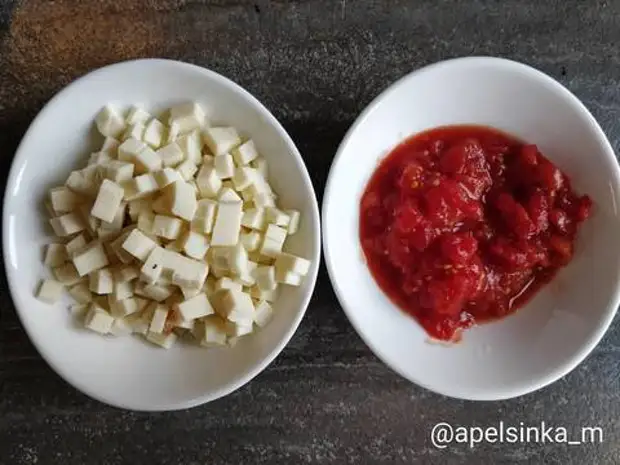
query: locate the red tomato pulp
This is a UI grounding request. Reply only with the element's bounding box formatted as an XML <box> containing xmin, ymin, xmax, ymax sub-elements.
<box><xmin>359</xmin><ymin>126</ymin><xmax>592</xmax><ymax>341</ymax></box>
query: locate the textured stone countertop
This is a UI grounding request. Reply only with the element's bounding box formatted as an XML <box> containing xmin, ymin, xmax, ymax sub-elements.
<box><xmin>1</xmin><ymin>1</ymin><xmax>619</xmax><ymax>464</ymax></box>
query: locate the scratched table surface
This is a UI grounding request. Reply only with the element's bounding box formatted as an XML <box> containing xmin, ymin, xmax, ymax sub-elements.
<box><xmin>0</xmin><ymin>1</ymin><xmax>619</xmax><ymax>464</ymax></box>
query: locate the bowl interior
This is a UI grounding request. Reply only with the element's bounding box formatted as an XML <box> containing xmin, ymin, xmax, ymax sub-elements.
<box><xmin>4</xmin><ymin>59</ymin><xmax>320</xmax><ymax>410</ymax></box>
<box><xmin>323</xmin><ymin>57</ymin><xmax>620</xmax><ymax>400</ymax></box>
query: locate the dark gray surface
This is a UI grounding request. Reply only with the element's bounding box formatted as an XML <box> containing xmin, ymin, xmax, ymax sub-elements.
<box><xmin>1</xmin><ymin>0</ymin><xmax>619</xmax><ymax>464</ymax></box>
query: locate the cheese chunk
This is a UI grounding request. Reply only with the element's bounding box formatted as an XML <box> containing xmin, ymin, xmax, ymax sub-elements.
<box><xmin>192</xmin><ymin>199</ymin><xmax>217</xmax><ymax>234</ymax></box>
<box><xmin>240</xmin><ymin>231</ymin><xmax>262</xmax><ymax>252</ymax></box>
<box><xmin>89</xmin><ymin>151</ymin><xmax>112</xmax><ymax>166</ymax></box>
<box><xmin>101</xmin><ymin>136</ymin><xmax>120</xmax><ymax>153</ymax></box>
<box><xmin>232</xmin><ymin>167</ymin><xmax>258</xmax><ymax>192</ymax></box>
<box><xmin>89</xmin><ymin>268</ymin><xmax>114</xmax><ymax>295</ymax></box>
<box><xmin>275</xmin><ymin>253</ymin><xmax>311</xmax><ymax>276</ymax></box>
<box><xmin>196</xmin><ymin>165</ymin><xmax>222</xmax><ymax>198</ymax></box>
<box><xmin>181</xmin><ymin>230</ymin><xmax>210</xmax><ymax>260</ymax></box>
<box><xmin>44</xmin><ymin>243</ymin><xmax>68</xmax><ymax>267</ymax></box>
<box><xmin>231</xmin><ymin>139</ymin><xmax>259</xmax><ymax>166</ymax></box>
<box><xmin>177</xmin><ymin>130</ymin><xmax>203</xmax><ymax>165</ymax></box>
<box><xmin>110</xmin><ymin>317</ymin><xmax>133</xmax><ymax>336</ymax></box>
<box><xmin>157</xmin><ymin>142</ymin><xmax>185</xmax><ymax>167</ymax></box>
<box><xmin>215</xmin><ymin>289</ymin><xmax>255</xmax><ymax>323</ymax></box>
<box><xmin>146</xmin><ymin>330</ymin><xmax>177</xmax><ymax>349</ymax></box>
<box><xmin>95</xmin><ymin>105</ymin><xmax>125</xmax><ymax>138</ymax></box>
<box><xmin>251</xmin><ymin>157</ymin><xmax>268</xmax><ymax>177</ymax></box>
<box><xmin>104</xmin><ymin>161</ymin><xmax>134</xmax><ymax>183</ymax></box>
<box><xmin>140</xmin><ymin>247</ymin><xmax>166</xmax><ymax>284</ymax></box>
<box><xmin>152</xmin><ymin>215</ymin><xmax>183</xmax><ymax>240</ymax></box>
<box><xmin>122</xmin><ymin>123</ymin><xmax>145</xmax><ymax>142</ymax></box>
<box><xmin>68</xmin><ymin>282</ymin><xmax>93</xmax><ymax>304</ymax></box>
<box><xmin>84</xmin><ymin>304</ymin><xmax>114</xmax><ymax>334</ymax></box>
<box><xmin>113</xmin><ymin>297</ymin><xmax>142</xmax><ymax>317</ymax></box>
<box><xmin>254</xmin><ymin>266</ymin><xmax>277</xmax><ymax>291</ymax></box>
<box><xmin>53</xmin><ymin>262</ymin><xmax>81</xmax><ymax>286</ymax></box>
<box><xmin>91</xmin><ymin>179</ymin><xmax>124</xmax><ymax>222</ymax></box>
<box><xmin>214</xmin><ymin>153</ymin><xmax>235</xmax><ymax>179</ymax></box>
<box><xmin>49</xmin><ymin>187</ymin><xmax>82</xmax><ymax>213</ymax></box>
<box><xmin>167</xmin><ymin>181</ymin><xmax>197</xmax><ymax>221</ymax></box>
<box><xmin>135</xmin><ymin>282</ymin><xmax>174</xmax><ymax>302</ymax></box>
<box><xmin>211</xmin><ymin>199</ymin><xmax>243</xmax><ymax>247</ymax></box>
<box><xmin>166</xmin><ymin>121</ymin><xmax>181</xmax><ymax>144</ymax></box>
<box><xmin>285</xmin><ymin>209</ymin><xmax>300</xmax><ymax>235</ymax></box>
<box><xmin>126</xmin><ymin>106</ymin><xmax>151</xmax><ymax>125</ymax></box>
<box><xmin>125</xmin><ymin>173</ymin><xmax>159</xmax><ymax>200</ymax></box>
<box><xmin>254</xmin><ymin>300</ymin><xmax>274</xmax><ymax>327</ymax></box>
<box><xmin>218</xmin><ymin>187</ymin><xmax>241</xmax><ymax>203</ymax></box>
<box><xmin>264</xmin><ymin>207</ymin><xmax>290</xmax><ymax>228</ymax></box>
<box><xmin>143</xmin><ymin>118</ymin><xmax>165</xmax><ymax>148</ymax></box>
<box><xmin>202</xmin><ymin>315</ymin><xmax>228</xmax><ymax>345</ymax></box>
<box><xmin>50</xmin><ymin>212</ymin><xmax>86</xmax><ymax>237</ymax></box>
<box><xmin>170</xmin><ymin>257</ymin><xmax>209</xmax><ymax>289</ymax></box>
<box><xmin>260</xmin><ymin>224</ymin><xmax>287</xmax><ymax>257</ymax></box>
<box><xmin>122</xmin><ymin>229</ymin><xmax>158</xmax><ymax>261</ymax></box>
<box><xmin>214</xmin><ymin>276</ymin><xmax>243</xmax><ymax>293</ymax></box>
<box><xmin>176</xmin><ymin>159</ymin><xmax>198</xmax><ymax>181</ymax></box>
<box><xmin>250</xmin><ymin>285</ymin><xmax>278</xmax><ymax>302</ymax></box>
<box><xmin>275</xmin><ymin>268</ymin><xmax>303</xmax><ymax>286</ymax></box>
<box><xmin>114</xmin><ymin>280</ymin><xmax>134</xmax><ymax>300</ymax></box>
<box><xmin>149</xmin><ymin>304</ymin><xmax>169</xmax><ymax>333</ymax></box>
<box><xmin>118</xmin><ymin>138</ymin><xmax>147</xmax><ymax>162</ymax></box>
<box><xmin>154</xmin><ymin>167</ymin><xmax>183</xmax><ymax>188</ymax></box>
<box><xmin>36</xmin><ymin>279</ymin><xmax>64</xmax><ymax>303</ymax></box>
<box><xmin>151</xmin><ymin>195</ymin><xmax>170</xmax><ymax>215</ymax></box>
<box><xmin>72</xmin><ymin>241</ymin><xmax>109</xmax><ymax>276</ymax></box>
<box><xmin>134</xmin><ymin>146</ymin><xmax>162</xmax><ymax>174</ymax></box>
<box><xmin>114</xmin><ymin>265</ymin><xmax>139</xmax><ymax>283</ymax></box>
<box><xmin>176</xmin><ymin>292</ymin><xmax>214</xmax><ymax>320</ymax></box>
<box><xmin>169</xmin><ymin>102</ymin><xmax>207</xmax><ymax>134</ymax></box>
<box><xmin>224</xmin><ymin>319</ymin><xmax>254</xmax><ymax>338</ymax></box>
<box><xmin>241</xmin><ymin>208</ymin><xmax>265</xmax><ymax>230</ymax></box>
<box><xmin>65</xmin><ymin>170</ymin><xmax>95</xmax><ymax>196</ymax></box>
<box><xmin>203</xmin><ymin>127</ymin><xmax>241</xmax><ymax>156</ymax></box>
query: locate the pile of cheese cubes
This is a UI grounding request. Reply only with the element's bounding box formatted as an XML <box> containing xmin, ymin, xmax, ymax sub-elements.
<box><xmin>36</xmin><ymin>102</ymin><xmax>311</xmax><ymax>349</ymax></box>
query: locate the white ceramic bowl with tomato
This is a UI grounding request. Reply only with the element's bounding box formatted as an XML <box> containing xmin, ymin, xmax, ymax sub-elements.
<box><xmin>323</xmin><ymin>56</ymin><xmax>620</xmax><ymax>400</ymax></box>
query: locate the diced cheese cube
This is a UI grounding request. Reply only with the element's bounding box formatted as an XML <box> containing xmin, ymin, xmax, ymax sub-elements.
<box><xmin>114</xmin><ymin>265</ymin><xmax>139</xmax><ymax>283</ymax></box>
<box><xmin>196</xmin><ymin>165</ymin><xmax>222</xmax><ymax>198</ymax></box>
<box><xmin>203</xmin><ymin>154</ymin><xmax>215</xmax><ymax>167</ymax></box>
<box><xmin>214</xmin><ymin>277</ymin><xmax>243</xmax><ymax>293</ymax></box>
<box><xmin>169</xmin><ymin>102</ymin><xmax>207</xmax><ymax>134</ymax></box>
<box><xmin>152</xmin><ymin>215</ymin><xmax>183</xmax><ymax>240</ymax></box>
<box><xmin>264</xmin><ymin>207</ymin><xmax>290</xmax><ymax>227</ymax></box>
<box><xmin>169</xmin><ymin>308</ymin><xmax>196</xmax><ymax>330</ymax></box>
<box><xmin>248</xmin><ymin>250</ymin><xmax>274</xmax><ymax>266</ymax></box>
<box><xmin>114</xmin><ymin>280</ymin><xmax>134</xmax><ymax>300</ymax></box>
<box><xmin>176</xmin><ymin>292</ymin><xmax>214</xmax><ymax>320</ymax></box>
<box><xmin>126</xmin><ymin>173</ymin><xmax>159</xmax><ymax>199</ymax></box>
<box><xmin>101</xmin><ymin>136</ymin><xmax>120</xmax><ymax>153</ymax></box>
<box><xmin>177</xmin><ymin>130</ymin><xmax>203</xmax><ymax>165</ymax></box>
<box><xmin>260</xmin><ymin>224</ymin><xmax>287</xmax><ymax>257</ymax></box>
<box><xmin>251</xmin><ymin>157</ymin><xmax>268</xmax><ymax>177</ymax></box>
<box><xmin>240</xmin><ymin>231</ymin><xmax>262</xmax><ymax>252</ymax></box>
<box><xmin>232</xmin><ymin>166</ymin><xmax>258</xmax><ymax>191</ymax></box>
<box><xmin>201</xmin><ymin>315</ymin><xmax>228</xmax><ymax>345</ymax></box>
<box><xmin>275</xmin><ymin>253</ymin><xmax>311</xmax><ymax>276</ymax></box>
<box><xmin>180</xmin><ymin>285</ymin><xmax>202</xmax><ymax>300</ymax></box>
<box><xmin>149</xmin><ymin>304</ymin><xmax>169</xmax><ymax>333</ymax></box>
<box><xmin>89</xmin><ymin>268</ymin><xmax>114</xmax><ymax>295</ymax></box>
<box><xmin>110</xmin><ymin>317</ymin><xmax>133</xmax><ymax>336</ymax></box>
<box><xmin>254</xmin><ymin>300</ymin><xmax>274</xmax><ymax>327</ymax></box>
<box><xmin>254</xmin><ymin>265</ymin><xmax>277</xmax><ymax>291</ymax></box>
<box><xmin>93</xmin><ymin>295</ymin><xmax>111</xmax><ymax>311</ymax></box>
<box><xmin>192</xmin><ymin>199</ymin><xmax>217</xmax><ymax>234</ymax></box>
<box><xmin>181</xmin><ymin>230</ymin><xmax>209</xmax><ymax>260</ymax></box>
<box><xmin>166</xmin><ymin>181</ymin><xmax>197</xmax><ymax>221</ymax></box>
<box><xmin>176</xmin><ymin>159</ymin><xmax>198</xmax><ymax>181</ymax></box>
<box><xmin>250</xmin><ymin>285</ymin><xmax>278</xmax><ymax>302</ymax></box>
<box><xmin>128</xmin><ymin>198</ymin><xmax>150</xmax><ymax>221</ymax></box>
<box><xmin>68</xmin><ymin>282</ymin><xmax>93</xmax><ymax>304</ymax></box>
<box><xmin>53</xmin><ymin>263</ymin><xmax>82</xmax><ymax>286</ymax></box>
<box><xmin>143</xmin><ymin>118</ymin><xmax>165</xmax><ymax>148</ymax></box>
<box><xmin>101</xmin><ymin>201</ymin><xmax>126</xmax><ymax>232</ymax></box>
<box><xmin>88</xmin><ymin>151</ymin><xmax>112</xmax><ymax>166</ymax></box>
<box><xmin>72</xmin><ymin>241</ymin><xmax>109</xmax><ymax>276</ymax></box>
<box><xmin>118</xmin><ymin>138</ymin><xmax>147</xmax><ymax>162</ymax></box>
<box><xmin>209</xmin><ymin>244</ymin><xmax>248</xmax><ymax>276</ymax></box>
<box><xmin>126</xmin><ymin>106</ymin><xmax>151</xmax><ymax>125</ymax></box>
<box><xmin>146</xmin><ymin>330</ymin><xmax>177</xmax><ymax>349</ymax></box>
<box><xmin>211</xmin><ymin>200</ymin><xmax>243</xmax><ymax>246</ymax></box>
<box><xmin>241</xmin><ymin>208</ymin><xmax>265</xmax><ymax>230</ymax></box>
<box><xmin>252</xmin><ymin>192</ymin><xmax>276</xmax><ymax>208</ymax></box>
<box><xmin>165</xmin><ymin>121</ymin><xmax>181</xmax><ymax>144</ymax></box>
<box><xmin>215</xmin><ymin>289</ymin><xmax>255</xmax><ymax>323</ymax></box>
<box><xmin>76</xmin><ymin>203</ymin><xmax>100</xmax><ymax>236</ymax></box>
<box><xmin>49</xmin><ymin>187</ymin><xmax>82</xmax><ymax>213</ymax></box>
<box><xmin>137</xmin><ymin>210</ymin><xmax>155</xmax><ymax>233</ymax></box>
<box><xmin>231</xmin><ymin>139</ymin><xmax>259</xmax><ymax>166</ymax></box>
<box><xmin>104</xmin><ymin>161</ymin><xmax>134</xmax><ymax>183</ymax></box>
<box><xmin>214</xmin><ymin>153</ymin><xmax>235</xmax><ymax>179</ymax></box>
<box><xmin>36</xmin><ymin>279</ymin><xmax>64</xmax><ymax>303</ymax></box>
<box><xmin>203</xmin><ymin>127</ymin><xmax>241</xmax><ymax>156</ymax></box>
<box><xmin>134</xmin><ymin>146</ymin><xmax>162</xmax><ymax>174</ymax></box>
<box><xmin>44</xmin><ymin>243</ymin><xmax>68</xmax><ymax>267</ymax></box>
<box><xmin>113</xmin><ymin>297</ymin><xmax>141</xmax><ymax>317</ymax></box>
<box><xmin>275</xmin><ymin>268</ymin><xmax>303</xmax><ymax>286</ymax></box>
<box><xmin>49</xmin><ymin>212</ymin><xmax>86</xmax><ymax>236</ymax></box>
<box><xmin>151</xmin><ymin>195</ymin><xmax>170</xmax><ymax>215</ymax></box>
<box><xmin>65</xmin><ymin>235</ymin><xmax>88</xmax><ymax>258</ymax></box>
<box><xmin>122</xmin><ymin>229</ymin><xmax>158</xmax><ymax>261</ymax></box>
<box><xmin>154</xmin><ymin>167</ymin><xmax>183</xmax><ymax>188</ymax></box>
<box><xmin>95</xmin><ymin>105</ymin><xmax>125</xmax><ymax>138</ymax></box>
<box><xmin>70</xmin><ymin>303</ymin><xmax>89</xmax><ymax>320</ymax></box>
<box><xmin>285</xmin><ymin>209</ymin><xmax>300</xmax><ymax>235</ymax></box>
<box><xmin>84</xmin><ymin>304</ymin><xmax>114</xmax><ymax>334</ymax></box>
<box><xmin>108</xmin><ymin>228</ymin><xmax>134</xmax><ymax>264</ymax></box>
<box><xmin>156</xmin><ymin>142</ymin><xmax>185</xmax><ymax>167</ymax></box>
<box><xmin>91</xmin><ymin>179</ymin><xmax>124</xmax><ymax>223</ymax></box>
<box><xmin>122</xmin><ymin>123</ymin><xmax>145</xmax><ymax>142</ymax></box>
<box><xmin>218</xmin><ymin>187</ymin><xmax>241</xmax><ymax>203</ymax></box>
<box><xmin>171</xmin><ymin>257</ymin><xmax>209</xmax><ymax>289</ymax></box>
<box><xmin>135</xmin><ymin>282</ymin><xmax>174</xmax><ymax>302</ymax></box>
<box><xmin>65</xmin><ymin>170</ymin><xmax>94</xmax><ymax>196</ymax></box>
<box><xmin>125</xmin><ymin>311</ymin><xmax>149</xmax><ymax>334</ymax></box>
<box><xmin>238</xmin><ymin>261</ymin><xmax>257</xmax><ymax>287</ymax></box>
<box><xmin>224</xmin><ymin>319</ymin><xmax>254</xmax><ymax>338</ymax></box>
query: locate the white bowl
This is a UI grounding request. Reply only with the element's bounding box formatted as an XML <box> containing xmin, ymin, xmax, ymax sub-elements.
<box><xmin>323</xmin><ymin>57</ymin><xmax>620</xmax><ymax>400</ymax></box>
<box><xmin>3</xmin><ymin>59</ymin><xmax>321</xmax><ymax>411</ymax></box>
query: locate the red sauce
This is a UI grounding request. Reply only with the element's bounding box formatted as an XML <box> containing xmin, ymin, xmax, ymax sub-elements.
<box><xmin>359</xmin><ymin>125</ymin><xmax>592</xmax><ymax>341</ymax></box>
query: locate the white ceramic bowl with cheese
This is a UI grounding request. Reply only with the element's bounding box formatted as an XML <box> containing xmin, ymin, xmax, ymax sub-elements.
<box><xmin>323</xmin><ymin>57</ymin><xmax>620</xmax><ymax>400</ymax></box>
<box><xmin>3</xmin><ymin>59</ymin><xmax>321</xmax><ymax>411</ymax></box>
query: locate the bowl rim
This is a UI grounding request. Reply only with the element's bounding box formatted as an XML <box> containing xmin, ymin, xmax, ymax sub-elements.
<box><xmin>2</xmin><ymin>58</ymin><xmax>322</xmax><ymax>411</ymax></box>
<box><xmin>322</xmin><ymin>55</ymin><xmax>620</xmax><ymax>401</ymax></box>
